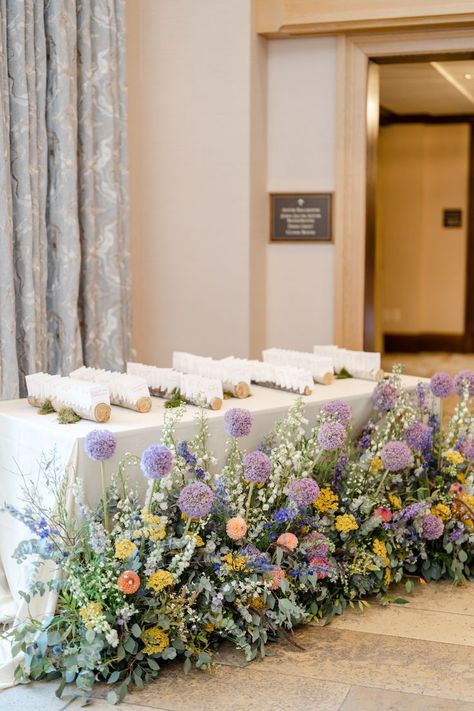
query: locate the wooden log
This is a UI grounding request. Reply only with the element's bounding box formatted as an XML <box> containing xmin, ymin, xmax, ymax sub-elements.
<box><xmin>233</xmin><ymin>381</ymin><xmax>250</xmax><ymax>398</ymax></box>
<box><xmin>210</xmin><ymin>397</ymin><xmax>223</xmax><ymax>410</ymax></box>
<box><xmin>256</xmin><ymin>381</ymin><xmax>312</xmax><ymax>396</ymax></box>
<box><xmin>314</xmin><ymin>372</ymin><xmax>334</xmax><ymax>385</ymax></box>
<box><xmin>51</xmin><ymin>398</ymin><xmax>111</xmax><ymax>423</ymax></box>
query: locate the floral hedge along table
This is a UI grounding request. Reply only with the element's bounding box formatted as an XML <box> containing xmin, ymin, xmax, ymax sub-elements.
<box><xmin>0</xmin><ymin>369</ymin><xmax>472</xmax><ymax>705</ymax></box>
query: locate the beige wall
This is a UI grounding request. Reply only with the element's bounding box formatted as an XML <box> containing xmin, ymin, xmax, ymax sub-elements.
<box><xmin>266</xmin><ymin>37</ymin><xmax>336</xmax><ymax>350</ymax></box>
<box><xmin>126</xmin><ymin>0</ymin><xmax>263</xmax><ymax>366</ymax></box>
<box><xmin>126</xmin><ymin>1</ymin><xmax>337</xmax><ymax>365</ymax></box>
<box><xmin>378</xmin><ymin>123</ymin><xmax>469</xmax><ymax>335</ymax></box>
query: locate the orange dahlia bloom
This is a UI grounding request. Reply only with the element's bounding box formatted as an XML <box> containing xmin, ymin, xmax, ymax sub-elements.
<box><xmin>118</xmin><ymin>570</ymin><xmax>140</xmax><ymax>594</ymax></box>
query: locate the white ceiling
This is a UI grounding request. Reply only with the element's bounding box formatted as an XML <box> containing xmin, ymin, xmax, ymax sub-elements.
<box><xmin>379</xmin><ymin>60</ymin><xmax>474</xmax><ymax>115</ymax></box>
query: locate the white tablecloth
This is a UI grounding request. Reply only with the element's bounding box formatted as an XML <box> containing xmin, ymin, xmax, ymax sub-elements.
<box><xmin>0</xmin><ymin>375</ymin><xmax>422</xmax><ymax>687</ymax></box>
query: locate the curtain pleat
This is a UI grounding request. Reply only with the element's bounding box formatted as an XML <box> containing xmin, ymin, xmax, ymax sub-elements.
<box><xmin>0</xmin><ymin>0</ymin><xmax>131</xmax><ymax>399</ymax></box>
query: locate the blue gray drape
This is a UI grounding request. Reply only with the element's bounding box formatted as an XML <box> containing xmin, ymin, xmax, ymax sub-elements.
<box><xmin>0</xmin><ymin>0</ymin><xmax>131</xmax><ymax>400</ymax></box>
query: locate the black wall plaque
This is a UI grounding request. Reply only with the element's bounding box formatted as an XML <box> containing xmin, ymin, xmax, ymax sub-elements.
<box><xmin>443</xmin><ymin>209</ymin><xmax>462</xmax><ymax>228</ymax></box>
<box><xmin>270</xmin><ymin>193</ymin><xmax>332</xmax><ymax>242</ymax></box>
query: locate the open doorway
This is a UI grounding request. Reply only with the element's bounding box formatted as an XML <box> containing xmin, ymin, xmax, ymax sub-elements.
<box><xmin>366</xmin><ymin>55</ymin><xmax>474</xmax><ymax>378</ymax></box>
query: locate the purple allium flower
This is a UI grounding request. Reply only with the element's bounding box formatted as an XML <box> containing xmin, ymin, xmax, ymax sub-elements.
<box><xmin>300</xmin><ymin>531</ymin><xmax>329</xmax><ymax>559</ymax></box>
<box><xmin>404</xmin><ymin>422</ymin><xmax>432</xmax><ymax>452</ymax></box>
<box><xmin>421</xmin><ymin>514</ymin><xmax>444</xmax><ymax>540</ymax></box>
<box><xmin>430</xmin><ymin>372</ymin><xmax>453</xmax><ymax>398</ymax></box>
<box><xmin>463</xmin><ymin>436</ymin><xmax>474</xmax><ymax>462</ymax></box>
<box><xmin>380</xmin><ymin>441</ymin><xmax>413</xmax><ymax>472</ymax></box>
<box><xmin>333</xmin><ymin>453</ymin><xmax>348</xmax><ymax>490</ymax></box>
<box><xmin>318</xmin><ymin>421</ymin><xmax>346</xmax><ymax>451</ymax></box>
<box><xmin>224</xmin><ymin>408</ymin><xmax>253</xmax><ymax>438</ymax></box>
<box><xmin>454</xmin><ymin>369</ymin><xmax>474</xmax><ymax>397</ymax></box>
<box><xmin>243</xmin><ymin>450</ymin><xmax>272</xmax><ymax>484</ymax></box>
<box><xmin>178</xmin><ymin>481</ymin><xmax>215</xmax><ymax>518</ymax></box>
<box><xmin>371</xmin><ymin>380</ymin><xmax>399</xmax><ymax>411</ymax></box>
<box><xmin>84</xmin><ymin>430</ymin><xmax>117</xmax><ymax>461</ymax></box>
<box><xmin>140</xmin><ymin>444</ymin><xmax>173</xmax><ymax>480</ymax></box>
<box><xmin>288</xmin><ymin>478</ymin><xmax>320</xmax><ymax>508</ymax></box>
<box><xmin>397</xmin><ymin>501</ymin><xmax>428</xmax><ymax>522</ymax></box>
<box><xmin>321</xmin><ymin>400</ymin><xmax>353</xmax><ymax>426</ymax></box>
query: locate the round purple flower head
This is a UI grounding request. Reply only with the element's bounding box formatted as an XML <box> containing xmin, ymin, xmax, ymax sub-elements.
<box><xmin>84</xmin><ymin>430</ymin><xmax>117</xmax><ymax>461</ymax></box>
<box><xmin>454</xmin><ymin>369</ymin><xmax>474</xmax><ymax>398</ymax></box>
<box><xmin>404</xmin><ymin>422</ymin><xmax>431</xmax><ymax>452</ymax></box>
<box><xmin>321</xmin><ymin>400</ymin><xmax>353</xmax><ymax>426</ymax></box>
<box><xmin>318</xmin><ymin>421</ymin><xmax>346</xmax><ymax>451</ymax></box>
<box><xmin>371</xmin><ymin>380</ymin><xmax>399</xmax><ymax>411</ymax></box>
<box><xmin>288</xmin><ymin>478</ymin><xmax>320</xmax><ymax>508</ymax></box>
<box><xmin>430</xmin><ymin>372</ymin><xmax>453</xmax><ymax>398</ymax></box>
<box><xmin>243</xmin><ymin>450</ymin><xmax>272</xmax><ymax>484</ymax></box>
<box><xmin>178</xmin><ymin>481</ymin><xmax>215</xmax><ymax>519</ymax></box>
<box><xmin>380</xmin><ymin>441</ymin><xmax>413</xmax><ymax>472</ymax></box>
<box><xmin>463</xmin><ymin>436</ymin><xmax>474</xmax><ymax>462</ymax></box>
<box><xmin>224</xmin><ymin>408</ymin><xmax>253</xmax><ymax>438</ymax></box>
<box><xmin>421</xmin><ymin>514</ymin><xmax>444</xmax><ymax>540</ymax></box>
<box><xmin>140</xmin><ymin>444</ymin><xmax>173</xmax><ymax>480</ymax></box>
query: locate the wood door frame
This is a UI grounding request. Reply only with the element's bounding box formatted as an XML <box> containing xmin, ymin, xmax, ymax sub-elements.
<box><xmin>334</xmin><ymin>28</ymin><xmax>474</xmax><ymax>351</ymax></box>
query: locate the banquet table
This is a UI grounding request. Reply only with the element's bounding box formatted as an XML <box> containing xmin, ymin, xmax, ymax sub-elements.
<box><xmin>0</xmin><ymin>374</ymin><xmax>422</xmax><ymax>687</ymax></box>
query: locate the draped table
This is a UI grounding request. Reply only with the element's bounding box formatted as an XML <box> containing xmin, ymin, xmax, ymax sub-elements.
<box><xmin>0</xmin><ymin>375</ymin><xmax>422</xmax><ymax>687</ymax></box>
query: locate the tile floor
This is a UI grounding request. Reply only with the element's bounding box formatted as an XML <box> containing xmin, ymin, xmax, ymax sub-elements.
<box><xmin>1</xmin><ymin>580</ymin><xmax>473</xmax><ymax>711</ymax></box>
<box><xmin>2</xmin><ymin>352</ymin><xmax>473</xmax><ymax>711</ymax></box>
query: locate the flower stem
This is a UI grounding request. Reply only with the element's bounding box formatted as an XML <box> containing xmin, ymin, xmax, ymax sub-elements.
<box><xmin>100</xmin><ymin>462</ymin><xmax>109</xmax><ymax>533</ymax></box>
<box><xmin>183</xmin><ymin>518</ymin><xmax>192</xmax><ymax>538</ymax></box>
<box><xmin>245</xmin><ymin>483</ymin><xmax>255</xmax><ymax>523</ymax></box>
<box><xmin>374</xmin><ymin>469</ymin><xmax>389</xmax><ymax>499</ymax></box>
<box><xmin>146</xmin><ymin>479</ymin><xmax>157</xmax><ymax>513</ymax></box>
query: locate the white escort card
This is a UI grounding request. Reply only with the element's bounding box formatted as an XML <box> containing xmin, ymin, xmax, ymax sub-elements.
<box><xmin>313</xmin><ymin>346</ymin><xmax>383</xmax><ymax>381</ymax></box>
<box><xmin>262</xmin><ymin>348</ymin><xmax>334</xmax><ymax>385</ymax></box>
<box><xmin>127</xmin><ymin>362</ymin><xmax>224</xmax><ymax>410</ymax></box>
<box><xmin>220</xmin><ymin>357</ymin><xmax>313</xmax><ymax>395</ymax></box>
<box><xmin>25</xmin><ymin>373</ymin><xmax>111</xmax><ymax>422</ymax></box>
<box><xmin>172</xmin><ymin>352</ymin><xmax>251</xmax><ymax>398</ymax></box>
<box><xmin>70</xmin><ymin>366</ymin><xmax>152</xmax><ymax>412</ymax></box>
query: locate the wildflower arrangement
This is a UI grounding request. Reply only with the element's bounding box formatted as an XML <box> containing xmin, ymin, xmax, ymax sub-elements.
<box><xmin>4</xmin><ymin>369</ymin><xmax>473</xmax><ymax>704</ymax></box>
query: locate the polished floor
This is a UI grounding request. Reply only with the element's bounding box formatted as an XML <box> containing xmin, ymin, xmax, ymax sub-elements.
<box><xmin>2</xmin><ymin>580</ymin><xmax>473</xmax><ymax>710</ymax></box>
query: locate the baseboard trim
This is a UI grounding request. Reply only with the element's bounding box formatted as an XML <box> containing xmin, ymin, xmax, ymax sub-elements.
<box><xmin>384</xmin><ymin>333</ymin><xmax>466</xmax><ymax>353</ymax></box>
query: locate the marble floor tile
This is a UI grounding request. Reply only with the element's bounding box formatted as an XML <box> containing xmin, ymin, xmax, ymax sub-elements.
<box><xmin>125</xmin><ymin>665</ymin><xmax>349</xmax><ymax>711</ymax></box>
<box><xmin>341</xmin><ymin>685</ymin><xmax>474</xmax><ymax>711</ymax></box>
<box><xmin>329</xmin><ymin>599</ymin><xmax>474</xmax><ymax>646</ymax></box>
<box><xmin>257</xmin><ymin>626</ymin><xmax>474</xmax><ymax>702</ymax></box>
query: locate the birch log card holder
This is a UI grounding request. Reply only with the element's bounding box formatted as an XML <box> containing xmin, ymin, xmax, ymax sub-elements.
<box><xmin>25</xmin><ymin>373</ymin><xmax>112</xmax><ymax>422</ymax></box>
<box><xmin>313</xmin><ymin>346</ymin><xmax>383</xmax><ymax>381</ymax></box>
<box><xmin>70</xmin><ymin>367</ymin><xmax>152</xmax><ymax>412</ymax></box>
<box><xmin>172</xmin><ymin>352</ymin><xmax>251</xmax><ymax>398</ymax></box>
<box><xmin>220</xmin><ymin>357</ymin><xmax>313</xmax><ymax>396</ymax></box>
<box><xmin>127</xmin><ymin>363</ymin><xmax>224</xmax><ymax>411</ymax></box>
<box><xmin>262</xmin><ymin>348</ymin><xmax>334</xmax><ymax>385</ymax></box>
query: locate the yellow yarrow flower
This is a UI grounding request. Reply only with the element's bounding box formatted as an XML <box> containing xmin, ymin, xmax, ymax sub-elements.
<box><xmin>79</xmin><ymin>602</ymin><xmax>103</xmax><ymax>629</ymax></box>
<box><xmin>115</xmin><ymin>539</ymin><xmax>137</xmax><ymax>560</ymax></box>
<box><xmin>147</xmin><ymin>569</ymin><xmax>174</xmax><ymax>592</ymax></box>
<box><xmin>147</xmin><ymin>525</ymin><xmax>167</xmax><ymax>542</ymax></box>
<box><xmin>369</xmin><ymin>457</ymin><xmax>383</xmax><ymax>474</ymax></box>
<box><xmin>430</xmin><ymin>503</ymin><xmax>451</xmax><ymax>521</ymax></box>
<box><xmin>141</xmin><ymin>509</ymin><xmax>163</xmax><ymax>526</ymax></box>
<box><xmin>384</xmin><ymin>567</ymin><xmax>391</xmax><ymax>586</ymax></box>
<box><xmin>388</xmin><ymin>494</ymin><xmax>401</xmax><ymax>510</ymax></box>
<box><xmin>132</xmin><ymin>530</ymin><xmax>142</xmax><ymax>539</ymax></box>
<box><xmin>373</xmin><ymin>538</ymin><xmax>390</xmax><ymax>567</ymax></box>
<box><xmin>250</xmin><ymin>595</ymin><xmax>266</xmax><ymax>610</ymax></box>
<box><xmin>457</xmin><ymin>473</ymin><xmax>467</xmax><ymax>484</ymax></box>
<box><xmin>444</xmin><ymin>450</ymin><xmax>464</xmax><ymax>466</ymax></box>
<box><xmin>314</xmin><ymin>488</ymin><xmax>339</xmax><ymax>514</ymax></box>
<box><xmin>223</xmin><ymin>553</ymin><xmax>248</xmax><ymax>571</ymax></box>
<box><xmin>141</xmin><ymin>626</ymin><xmax>169</xmax><ymax>655</ymax></box>
<box><xmin>335</xmin><ymin>514</ymin><xmax>359</xmax><ymax>533</ymax></box>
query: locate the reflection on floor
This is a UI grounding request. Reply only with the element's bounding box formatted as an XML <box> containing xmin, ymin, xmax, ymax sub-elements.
<box><xmin>2</xmin><ymin>580</ymin><xmax>473</xmax><ymax>711</ymax></box>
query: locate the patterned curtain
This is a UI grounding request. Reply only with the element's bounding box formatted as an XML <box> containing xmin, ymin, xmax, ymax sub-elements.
<box><xmin>0</xmin><ymin>0</ymin><xmax>131</xmax><ymax>400</ymax></box>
